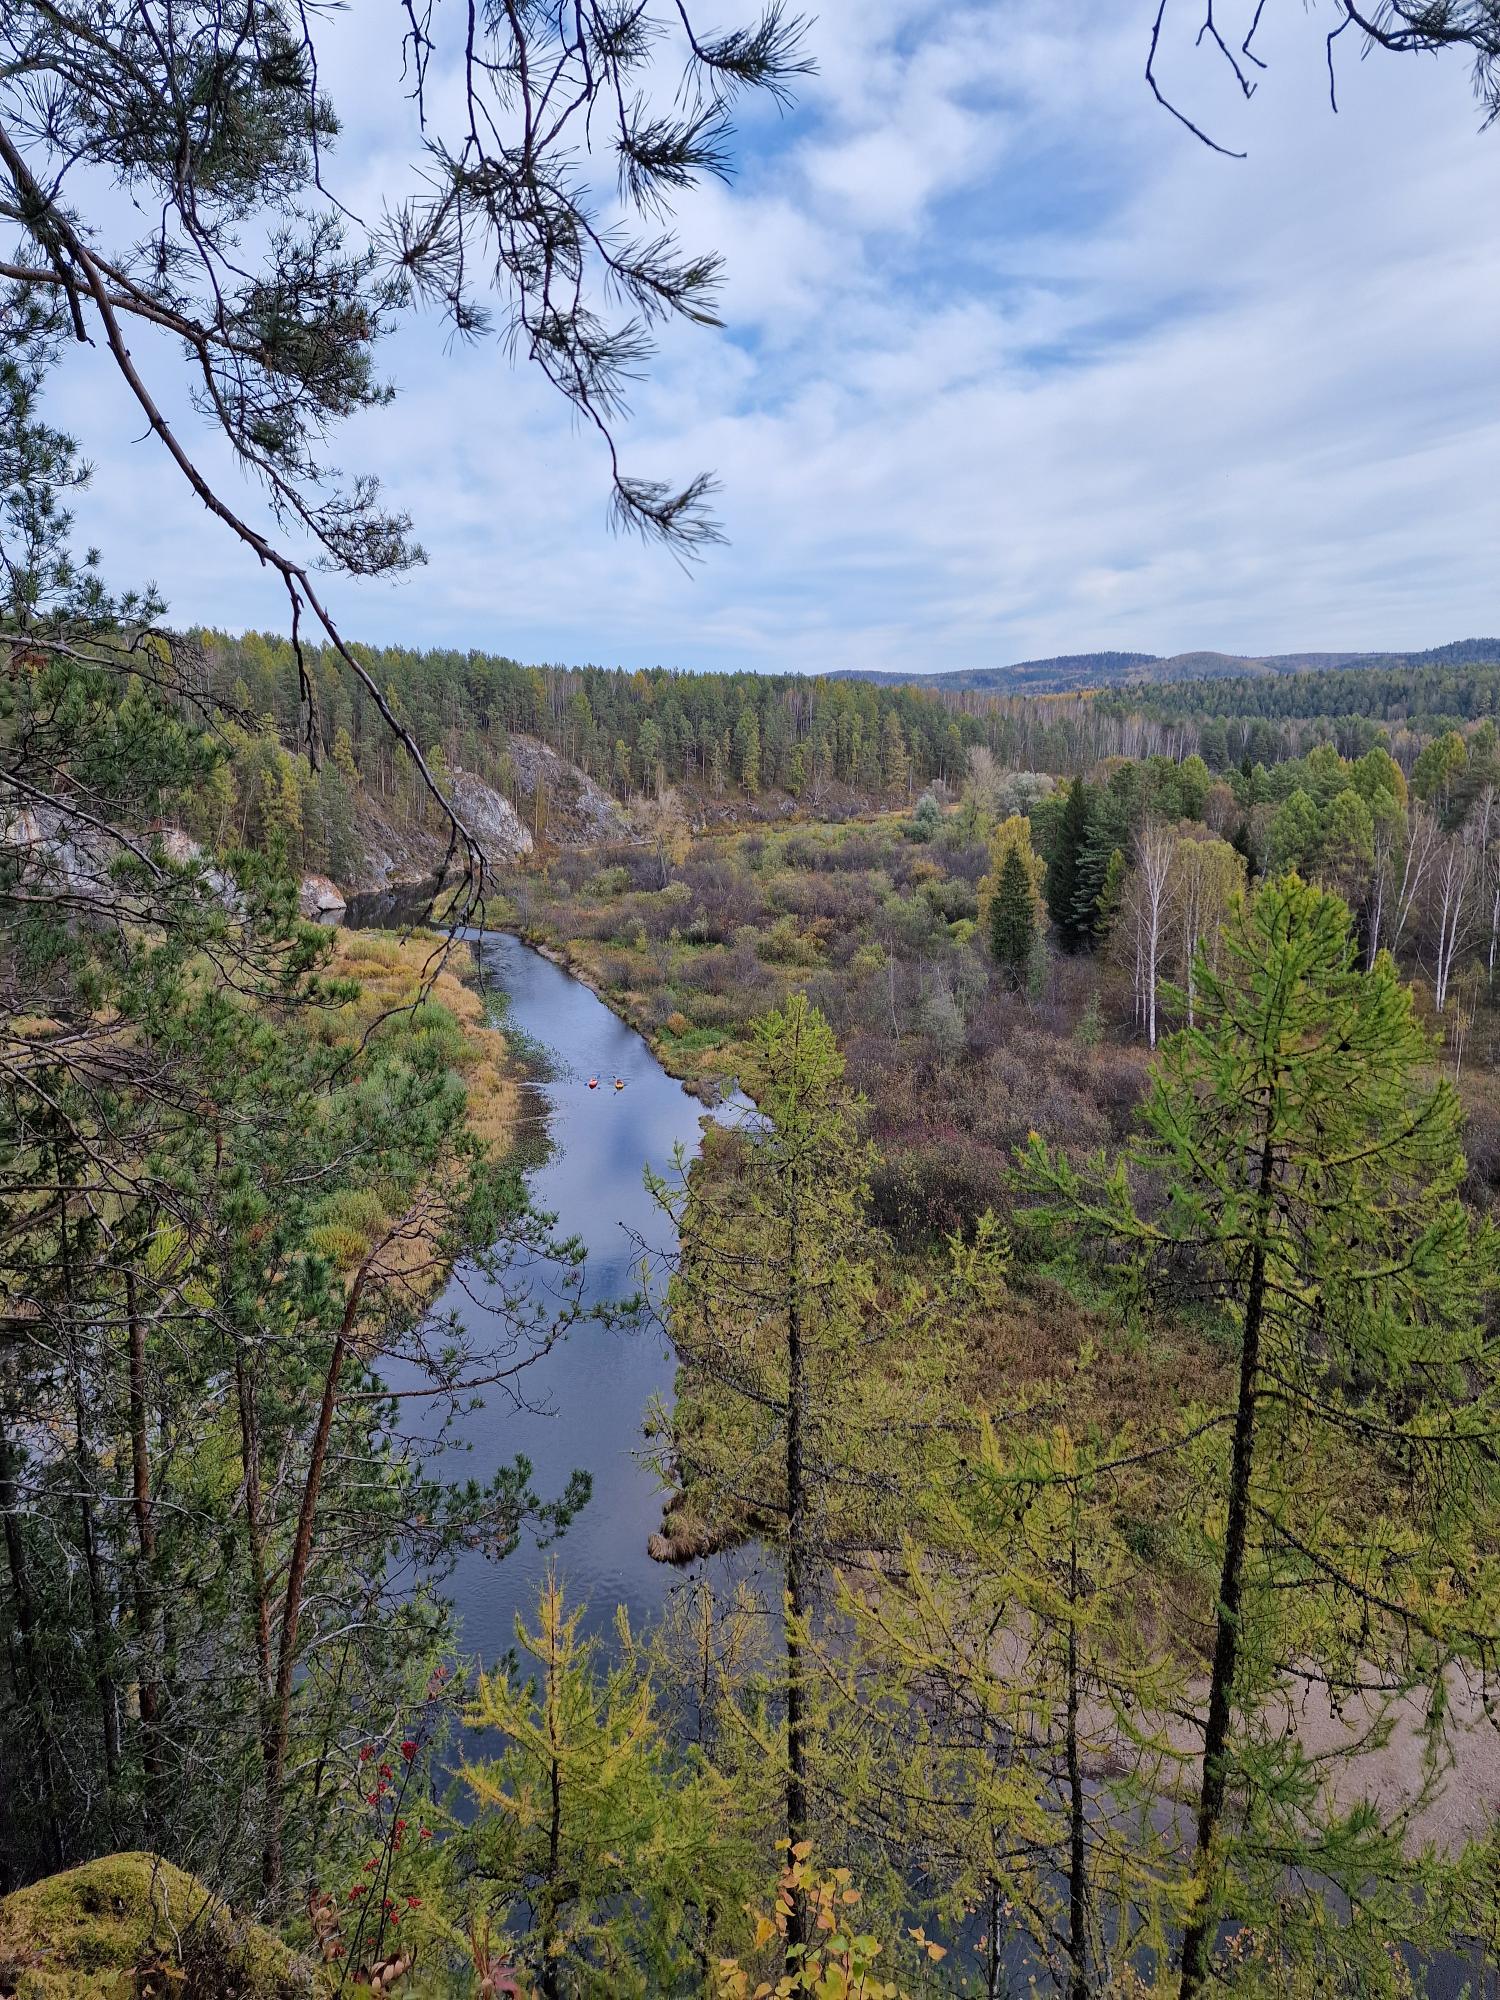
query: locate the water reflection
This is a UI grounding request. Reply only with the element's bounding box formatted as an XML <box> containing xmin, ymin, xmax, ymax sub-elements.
<box><xmin>387</xmin><ymin>927</ymin><xmax>755</xmax><ymax>1662</ymax></box>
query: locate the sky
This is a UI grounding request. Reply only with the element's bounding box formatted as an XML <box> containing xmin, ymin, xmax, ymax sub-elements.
<box><xmin>47</xmin><ymin>0</ymin><xmax>1500</xmax><ymax>675</ymax></box>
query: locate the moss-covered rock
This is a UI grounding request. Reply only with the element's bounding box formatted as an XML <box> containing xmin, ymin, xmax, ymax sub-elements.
<box><xmin>0</xmin><ymin>1853</ymin><xmax>315</xmax><ymax>1998</ymax></box>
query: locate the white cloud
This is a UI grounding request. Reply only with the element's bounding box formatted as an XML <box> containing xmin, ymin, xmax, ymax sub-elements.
<box><xmin>46</xmin><ymin>0</ymin><xmax>1500</xmax><ymax>670</ymax></box>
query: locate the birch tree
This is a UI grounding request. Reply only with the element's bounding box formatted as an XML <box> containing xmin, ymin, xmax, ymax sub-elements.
<box><xmin>1121</xmin><ymin>821</ymin><xmax>1176</xmax><ymax>1048</ymax></box>
<box><xmin>1172</xmin><ymin>833</ymin><xmax>1243</xmax><ymax>1029</ymax></box>
<box><xmin>1430</xmin><ymin>826</ymin><xmax>1479</xmax><ymax>1011</ymax></box>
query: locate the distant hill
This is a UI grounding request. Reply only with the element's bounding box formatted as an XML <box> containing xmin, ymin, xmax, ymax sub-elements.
<box><xmin>827</xmin><ymin>639</ymin><xmax>1500</xmax><ymax>696</ymax></box>
<box><xmin>828</xmin><ymin>652</ymin><xmax>1160</xmax><ymax>693</ymax></box>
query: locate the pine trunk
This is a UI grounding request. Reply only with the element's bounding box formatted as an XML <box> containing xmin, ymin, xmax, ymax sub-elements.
<box><xmin>126</xmin><ymin>1272</ymin><xmax>164</xmax><ymax>1808</ymax></box>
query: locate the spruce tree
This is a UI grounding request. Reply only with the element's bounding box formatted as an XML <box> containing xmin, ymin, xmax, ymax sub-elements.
<box><xmin>989</xmin><ymin>847</ymin><xmax>1036</xmax><ymax>986</ymax></box>
<box><xmin>1047</xmin><ymin>777</ymin><xmax>1093</xmax><ymax>949</ymax></box>
<box><xmin>1091</xmin><ymin>845</ymin><xmax>1127</xmax><ymax>942</ymax></box>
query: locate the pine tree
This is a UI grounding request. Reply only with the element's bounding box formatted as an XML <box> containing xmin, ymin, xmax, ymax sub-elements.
<box><xmin>989</xmin><ymin>847</ymin><xmax>1036</xmax><ymax>986</ymax></box>
<box><xmin>733</xmin><ymin>707</ymin><xmax>761</xmax><ymax>793</ymax></box>
<box><xmin>881</xmin><ymin>712</ymin><xmax>909</xmax><ymax>795</ymax></box>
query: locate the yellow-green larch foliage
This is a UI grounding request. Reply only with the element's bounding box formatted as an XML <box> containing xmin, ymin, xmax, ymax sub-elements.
<box><xmin>1021</xmin><ymin>872</ymin><xmax>1500</xmax><ymax>1996</ymax></box>
<box><xmin>455</xmin><ymin>1571</ymin><xmax>751</xmax><ymax>1998</ymax></box>
<box><xmin>648</xmin><ymin>994</ymin><xmax>1005</xmax><ymax>1961</ymax></box>
<box><xmin>977</xmin><ymin>812</ymin><xmax>1047</xmax><ymax>938</ymax></box>
<box><xmin>835</xmin><ymin>1408</ymin><xmax>1194</xmax><ymax>2000</ymax></box>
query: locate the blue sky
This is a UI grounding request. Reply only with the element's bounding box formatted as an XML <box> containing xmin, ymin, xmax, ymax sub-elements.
<box><xmin>53</xmin><ymin>1</ymin><xmax>1500</xmax><ymax>674</ymax></box>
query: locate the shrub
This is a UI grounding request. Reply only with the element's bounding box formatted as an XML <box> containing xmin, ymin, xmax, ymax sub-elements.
<box><xmin>868</xmin><ymin>1136</ymin><xmax>1006</xmax><ymax>1246</ymax></box>
<box><xmin>757</xmin><ymin>913</ymin><xmax>822</xmax><ymax>966</ymax></box>
<box><xmin>308</xmin><ymin>1222</ymin><xmax>376</xmax><ymax>1270</ymax></box>
<box><xmin>920</xmin><ymin>876</ymin><xmax>978</xmax><ymax>924</ymax></box>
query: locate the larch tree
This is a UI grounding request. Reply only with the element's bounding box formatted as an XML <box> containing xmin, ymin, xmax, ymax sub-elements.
<box><xmin>978</xmin><ymin>813</ymin><xmax>1047</xmax><ymax>936</ymax></box>
<box><xmin>646</xmin><ymin>994</ymin><xmax>1003</xmax><ymax>1965</ymax></box>
<box><xmin>840</xmin><ymin>1413</ymin><xmax>1191</xmax><ymax>2000</ymax></box>
<box><xmin>1023</xmin><ymin>873</ymin><xmax>1500</xmax><ymax>1995</ymax></box>
<box><xmin>455</xmin><ymin>1572</ymin><xmax>750</xmax><ymax>1998</ymax></box>
<box><xmin>1171</xmin><ymin>831</ymin><xmax>1243</xmax><ymax>1028</ymax></box>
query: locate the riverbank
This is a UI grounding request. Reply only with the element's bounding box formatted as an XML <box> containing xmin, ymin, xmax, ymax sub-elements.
<box><xmin>312</xmin><ymin>928</ymin><xmax>522</xmax><ymax>1306</ymax></box>
<box><xmin>366</xmin><ymin>926</ymin><xmax>763</xmax><ymax>1660</ymax></box>
<box><xmin>509</xmin><ymin>926</ymin><xmax>743</xmax><ymax>1104</ymax></box>
<box><xmin>332</xmin><ymin>907</ymin><xmax>747</xmax><ymax>1570</ymax></box>
<box><xmin>425</xmin><ymin>876</ymin><xmax>746</xmax><ymax>1104</ymax></box>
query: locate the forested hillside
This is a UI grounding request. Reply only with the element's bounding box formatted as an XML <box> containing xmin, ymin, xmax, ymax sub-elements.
<box><xmin>196</xmin><ymin>628</ymin><xmax>1500</xmax><ymax>902</ymax></box>
<box><xmin>830</xmin><ymin>638</ymin><xmax>1500</xmax><ymax>696</ymax></box>
<box><xmin>1107</xmin><ymin>655</ymin><xmax>1500</xmax><ymax>732</ymax></box>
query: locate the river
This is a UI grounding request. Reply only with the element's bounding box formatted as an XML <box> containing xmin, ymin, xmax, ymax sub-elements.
<box><xmin>394</xmin><ymin>925</ymin><xmax>756</xmax><ymax>1663</ymax></box>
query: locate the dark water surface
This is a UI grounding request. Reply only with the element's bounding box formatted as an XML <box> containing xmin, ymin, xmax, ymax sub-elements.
<box><xmin>399</xmin><ymin>927</ymin><xmax>752</xmax><ymax>1664</ymax></box>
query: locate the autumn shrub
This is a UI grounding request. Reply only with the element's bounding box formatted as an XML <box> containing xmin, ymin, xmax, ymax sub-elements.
<box><xmin>920</xmin><ymin>876</ymin><xmax>978</xmax><ymax>924</ymax></box>
<box><xmin>681</xmin><ymin>991</ymin><xmax>747</xmax><ymax>1030</ymax></box>
<box><xmin>824</xmin><ymin>832</ymin><xmax>884</xmax><ymax>872</ymax></box>
<box><xmin>314</xmin><ymin>1187</ymin><xmax>389</xmax><ymax>1241</ymax></box>
<box><xmin>596</xmin><ymin>950</ymin><xmax>640</xmax><ymax>990</ymax></box>
<box><xmin>388</xmin><ymin>1002</ymin><xmax>470</xmax><ymax>1072</ymax></box>
<box><xmin>676</xmin><ymin>937</ymin><xmax>776</xmax><ymax>1009</ymax></box>
<box><xmin>308</xmin><ymin>1221</ymin><xmax>376</xmax><ymax>1270</ymax></box>
<box><xmin>681</xmin><ymin>858</ymin><xmax>762</xmax><ymax>940</ymax></box>
<box><xmin>868</xmin><ymin>1134</ymin><xmax>1006</xmax><ymax>1245</ymax></box>
<box><xmin>767</xmin><ymin>866</ymin><xmax>881</xmax><ymax>928</ymax></box>
<box><xmin>780</xmin><ymin>832</ymin><xmax>825</xmax><ymax>871</ymax></box>
<box><xmin>616</xmin><ymin>846</ymin><xmax>666</xmax><ymax>891</ymax></box>
<box><xmin>551</xmin><ymin>849</ymin><xmax>595</xmax><ymax>893</ymax></box>
<box><xmin>758</xmin><ymin>913</ymin><xmax>823</xmax><ymax>966</ymax></box>
<box><xmin>873</xmin><ymin>892</ymin><xmax>947</xmax><ymax>958</ymax></box>
<box><xmin>1447</xmin><ymin>1041</ymin><xmax>1500</xmax><ymax>1197</ymax></box>
<box><xmin>625</xmin><ymin>881</ymin><xmax>694</xmax><ymax>940</ymax></box>
<box><xmin>342</xmin><ymin>933</ymin><xmax>402</xmax><ymax>965</ymax></box>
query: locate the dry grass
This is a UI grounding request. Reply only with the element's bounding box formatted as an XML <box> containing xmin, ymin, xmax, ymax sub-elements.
<box><xmin>299</xmin><ymin>930</ymin><xmax>521</xmax><ymax>1305</ymax></box>
<box><xmin>321</xmin><ymin>929</ymin><xmax>518</xmax><ymax>1154</ymax></box>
